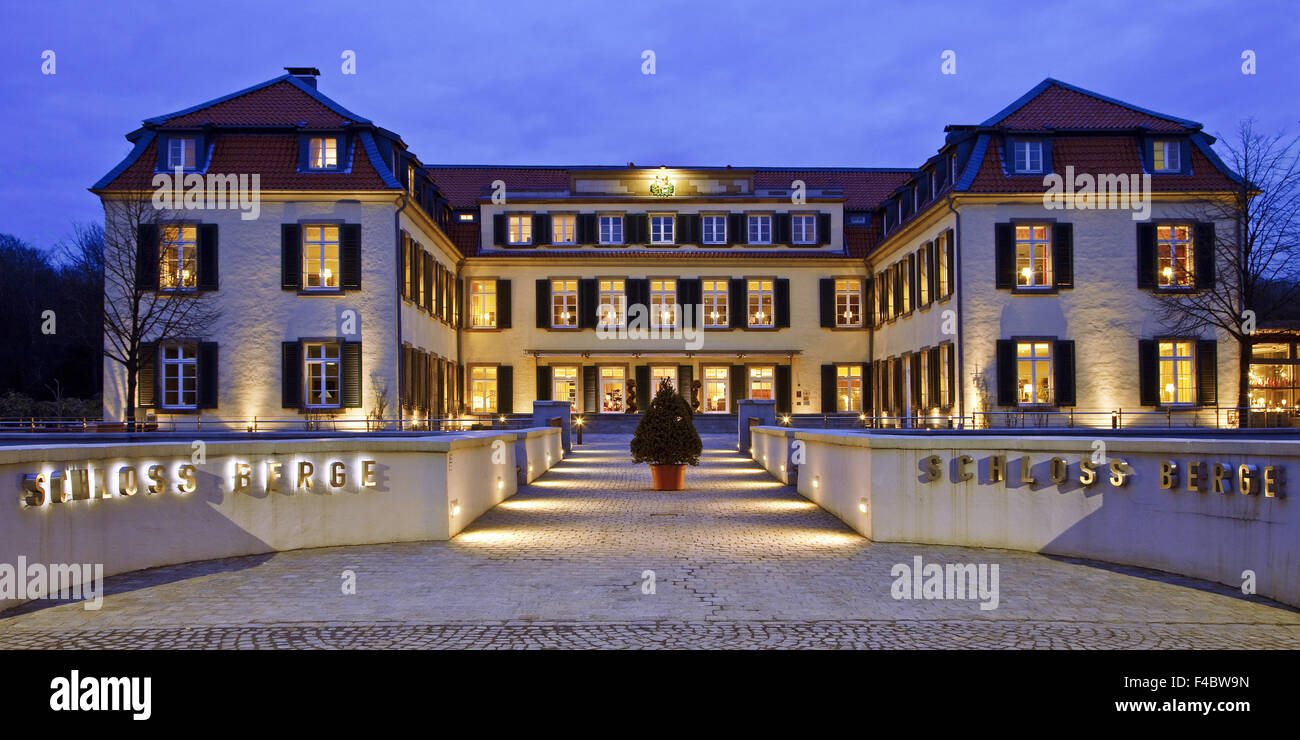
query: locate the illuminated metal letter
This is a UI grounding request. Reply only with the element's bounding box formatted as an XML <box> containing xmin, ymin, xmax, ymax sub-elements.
<box><xmin>1108</xmin><ymin>459</ymin><xmax>1129</xmax><ymax>488</ymax></box>
<box><xmin>953</xmin><ymin>455</ymin><xmax>974</xmax><ymax>482</ymax></box>
<box><xmin>361</xmin><ymin>460</ymin><xmax>377</xmax><ymax>487</ymax></box>
<box><xmin>21</xmin><ymin>473</ymin><xmax>47</xmax><ymax>507</ymax></box>
<box><xmin>1212</xmin><ymin>463</ymin><xmax>1230</xmax><ymax>494</ymax></box>
<box><xmin>233</xmin><ymin>463</ymin><xmax>252</xmax><ymax>493</ymax></box>
<box><xmin>266</xmin><ymin>460</ymin><xmax>283</xmax><ymax>493</ymax></box>
<box><xmin>1237</xmin><ymin>464</ymin><xmax>1256</xmax><ymax>496</ymax></box>
<box><xmin>1078</xmin><ymin>458</ymin><xmax>1098</xmax><ymax>487</ymax></box>
<box><xmin>118</xmin><ymin>466</ymin><xmax>138</xmax><ymax>496</ymax></box>
<box><xmin>147</xmin><ymin>465</ymin><xmax>166</xmax><ymax>494</ymax></box>
<box><xmin>329</xmin><ymin>462</ymin><xmax>346</xmax><ymax>489</ymax></box>
<box><xmin>177</xmin><ymin>464</ymin><xmax>197</xmax><ymax>494</ymax></box>
<box><xmin>1159</xmin><ymin>461</ymin><xmax>1178</xmax><ymax>490</ymax></box>
<box><xmin>1049</xmin><ymin>457</ymin><xmax>1068</xmax><ymax>486</ymax></box>
<box><xmin>988</xmin><ymin>454</ymin><xmax>1006</xmax><ymax>483</ymax></box>
<box><xmin>297</xmin><ymin>461</ymin><xmax>314</xmax><ymax>490</ymax></box>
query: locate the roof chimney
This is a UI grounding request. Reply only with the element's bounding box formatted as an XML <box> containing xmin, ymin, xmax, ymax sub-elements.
<box><xmin>284</xmin><ymin>66</ymin><xmax>322</xmax><ymax>88</ymax></box>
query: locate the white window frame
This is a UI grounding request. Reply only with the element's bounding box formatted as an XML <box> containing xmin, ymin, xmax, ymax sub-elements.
<box><xmin>168</xmin><ymin>137</ymin><xmax>196</xmax><ymax>170</ymax></box>
<box><xmin>552</xmin><ymin>366</ymin><xmax>579</xmax><ymax>412</ymax></box>
<box><xmin>1016</xmin><ymin>341</ymin><xmax>1054</xmax><ymax>407</ymax></box>
<box><xmin>650</xmin><ymin>214</ymin><xmax>675</xmax><ymax>245</ymax></box>
<box><xmin>160</xmin><ymin>343</ymin><xmax>198</xmax><ymax>410</ymax></box>
<box><xmin>701</xmin><ymin>214</ymin><xmax>727</xmax><ymax>245</ymax></box>
<box><xmin>598</xmin><ymin>278</ymin><xmax>626</xmax><ymax>328</ymax></box>
<box><xmin>702</xmin><ymin>366</ymin><xmax>729</xmax><ymax>413</ymax></box>
<box><xmin>470</xmin><ymin>279</ymin><xmax>498</xmax><ymax>329</ymax></box>
<box><xmin>748</xmin><ymin>366</ymin><xmax>775</xmax><ymax>401</ymax></box>
<box><xmin>1013</xmin><ymin>141</ymin><xmax>1043</xmax><ymax>173</ymax></box>
<box><xmin>470</xmin><ymin>365</ymin><xmax>499</xmax><ymax>413</ymax></box>
<box><xmin>308</xmin><ymin>137</ymin><xmax>338</xmax><ymax>169</ymax></box>
<box><xmin>747</xmin><ymin>278</ymin><xmax>775</xmax><ymax>328</ymax></box>
<box><xmin>836</xmin><ymin>364</ymin><xmax>862</xmax><ymax>413</ymax></box>
<box><xmin>1158</xmin><ymin>340</ymin><xmax>1196</xmax><ymax>406</ymax></box>
<box><xmin>702</xmin><ymin>278</ymin><xmax>728</xmax><ymax>328</ymax></box>
<box><xmin>599</xmin><ymin>215</ymin><xmax>624</xmax><ymax>245</ymax></box>
<box><xmin>304</xmin><ymin>342</ymin><xmax>342</xmax><ymax>409</ymax></box>
<box><xmin>650</xmin><ymin>366</ymin><xmax>678</xmax><ymax>394</ymax></box>
<box><xmin>552</xmin><ymin>214</ymin><xmax>577</xmax><ymax>245</ymax></box>
<box><xmin>835</xmin><ymin>278</ymin><xmax>863</xmax><ymax>328</ymax></box>
<box><xmin>747</xmin><ymin>215</ymin><xmax>772</xmax><ymax>245</ymax></box>
<box><xmin>791</xmin><ymin>214</ymin><xmax>817</xmax><ymax>244</ymax></box>
<box><xmin>1014</xmin><ymin>224</ymin><xmax>1054</xmax><ymax>288</ymax></box>
<box><xmin>1154</xmin><ymin>140</ymin><xmax>1181</xmax><ymax>172</ymax></box>
<box><xmin>507</xmin><ymin>214</ymin><xmax>532</xmax><ymax>246</ymax></box>
<box><xmin>917</xmin><ymin>246</ymin><xmax>931</xmax><ymax>306</ymax></box>
<box><xmin>1156</xmin><ymin>224</ymin><xmax>1195</xmax><ymax>288</ymax></box>
<box><xmin>936</xmin><ymin>232</ymin><xmax>951</xmax><ymax>297</ymax></box>
<box><xmin>160</xmin><ymin>224</ymin><xmax>198</xmax><ymax>291</ymax></box>
<box><xmin>302</xmin><ymin>224</ymin><xmax>341</xmax><ymax>291</ymax></box>
<box><xmin>599</xmin><ymin>366</ymin><xmax>626</xmax><ymax>413</ymax></box>
<box><xmin>550</xmin><ymin>278</ymin><xmax>578</xmax><ymax>328</ymax></box>
<box><xmin>650</xmin><ymin>278</ymin><xmax>677</xmax><ymax>328</ymax></box>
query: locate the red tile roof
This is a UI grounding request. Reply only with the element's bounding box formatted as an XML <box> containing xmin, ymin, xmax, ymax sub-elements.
<box><xmin>991</xmin><ymin>83</ymin><xmax>1190</xmax><ymax>131</ymax></box>
<box><xmin>966</xmin><ymin>137</ymin><xmax>1237</xmax><ymax>193</ymax></box>
<box><xmin>429</xmin><ymin>168</ymin><xmax>571</xmax><ymax>208</ymax></box>
<box><xmin>752</xmin><ymin>170</ymin><xmax>913</xmax><ymax>210</ymax></box>
<box><xmin>161</xmin><ymin>80</ymin><xmax>356</xmax><ymax>128</ymax></box>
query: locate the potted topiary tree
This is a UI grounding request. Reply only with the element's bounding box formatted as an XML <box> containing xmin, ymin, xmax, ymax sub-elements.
<box><xmin>630</xmin><ymin>379</ymin><xmax>703</xmax><ymax>490</ymax></box>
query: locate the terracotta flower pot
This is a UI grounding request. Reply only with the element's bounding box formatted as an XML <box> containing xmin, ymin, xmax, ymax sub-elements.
<box><xmin>649</xmin><ymin>464</ymin><xmax>686</xmax><ymax>491</ymax></box>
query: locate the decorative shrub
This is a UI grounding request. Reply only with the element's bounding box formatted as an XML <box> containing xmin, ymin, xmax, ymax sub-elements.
<box><xmin>630</xmin><ymin>379</ymin><xmax>702</xmax><ymax>466</ymax></box>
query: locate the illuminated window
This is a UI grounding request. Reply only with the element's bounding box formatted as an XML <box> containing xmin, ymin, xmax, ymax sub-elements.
<box><xmin>791</xmin><ymin>214</ymin><xmax>817</xmax><ymax>244</ymax></box>
<box><xmin>552</xmin><ymin>214</ymin><xmax>576</xmax><ymax>245</ymax></box>
<box><xmin>1015</xmin><ymin>224</ymin><xmax>1053</xmax><ymax>288</ymax></box>
<box><xmin>917</xmin><ymin>246</ymin><xmax>930</xmax><ymax>305</ymax></box>
<box><xmin>1016</xmin><ymin>342</ymin><xmax>1053</xmax><ymax>405</ymax></box>
<box><xmin>936</xmin><ymin>231</ymin><xmax>951</xmax><ymax>297</ymax></box>
<box><xmin>747</xmin><ymin>215</ymin><xmax>772</xmax><ymax>244</ymax></box>
<box><xmin>1249</xmin><ymin>343</ymin><xmax>1297</xmax><ymax>411</ymax></box>
<box><xmin>835</xmin><ymin>279</ymin><xmax>862</xmax><ymax>327</ymax></box>
<box><xmin>160</xmin><ymin>343</ymin><xmax>197</xmax><ymax>409</ymax></box>
<box><xmin>304</xmin><ymin>342</ymin><xmax>341</xmax><ymax>408</ymax></box>
<box><xmin>919</xmin><ymin>351</ymin><xmax>930</xmax><ymax>408</ymax></box>
<box><xmin>650</xmin><ymin>278</ymin><xmax>677</xmax><ymax>328</ymax></box>
<box><xmin>899</xmin><ymin>260</ymin><xmax>912</xmax><ymax>313</ymax></box>
<box><xmin>702</xmin><ymin>279</ymin><xmax>728</xmax><ymax>328</ymax></box>
<box><xmin>457</xmin><ymin>212</ymin><xmax>476</xmax><ymax>222</ymax></box>
<box><xmin>160</xmin><ymin>224</ymin><xmax>198</xmax><ymax>290</ymax></box>
<box><xmin>1159</xmin><ymin>341</ymin><xmax>1195</xmax><ymax>405</ymax></box>
<box><xmin>308</xmin><ymin>137</ymin><xmax>337</xmax><ymax>169</ymax></box>
<box><xmin>167</xmin><ymin>137</ymin><xmax>196</xmax><ymax>170</ymax></box>
<box><xmin>302</xmin><ymin>225</ymin><xmax>340</xmax><ymax>290</ymax></box>
<box><xmin>836</xmin><ymin>364</ymin><xmax>862</xmax><ymax>412</ymax></box>
<box><xmin>507</xmin><ymin>215</ymin><xmax>532</xmax><ymax>245</ymax></box>
<box><xmin>1013</xmin><ymin>141</ymin><xmax>1042</xmax><ymax>173</ymax></box>
<box><xmin>470</xmin><ymin>366</ymin><xmax>498</xmax><ymax>413</ymax></box>
<box><xmin>552</xmin><ymin>366</ymin><xmax>578</xmax><ymax>411</ymax></box>
<box><xmin>599</xmin><ymin>215</ymin><xmax>623</xmax><ymax>245</ymax></box>
<box><xmin>599</xmin><ymin>279</ymin><xmax>625</xmax><ymax>328</ymax></box>
<box><xmin>701</xmin><ymin>215</ymin><xmax>727</xmax><ymax>244</ymax></box>
<box><xmin>1153</xmin><ymin>140</ymin><xmax>1181</xmax><ymax>172</ymax></box>
<box><xmin>703</xmin><ymin>366</ymin><xmax>729</xmax><ymax>413</ymax></box>
<box><xmin>470</xmin><ymin>280</ymin><xmax>497</xmax><ymax>328</ymax></box>
<box><xmin>651</xmin><ymin>366</ymin><xmax>677</xmax><ymax>393</ymax></box>
<box><xmin>879</xmin><ymin>270</ymin><xmax>892</xmax><ymax>320</ymax></box>
<box><xmin>938</xmin><ymin>344</ymin><xmax>952</xmax><ymax>407</ymax></box>
<box><xmin>551</xmin><ymin>279</ymin><xmax>578</xmax><ymax>327</ymax></box>
<box><xmin>747</xmin><ymin>279</ymin><xmax>774</xmax><ymax>327</ymax></box>
<box><xmin>600</xmin><ymin>366</ymin><xmax>625</xmax><ymax>413</ymax></box>
<box><xmin>748</xmin><ymin>366</ymin><xmax>775</xmax><ymax>400</ymax></box>
<box><xmin>1157</xmin><ymin>225</ymin><xmax>1195</xmax><ymax>288</ymax></box>
<box><xmin>650</xmin><ymin>215</ymin><xmax>675</xmax><ymax>245</ymax></box>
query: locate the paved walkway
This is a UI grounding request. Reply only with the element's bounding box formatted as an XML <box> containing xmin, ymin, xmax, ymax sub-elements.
<box><xmin>2</xmin><ymin>434</ymin><xmax>1297</xmax><ymax>649</ymax></box>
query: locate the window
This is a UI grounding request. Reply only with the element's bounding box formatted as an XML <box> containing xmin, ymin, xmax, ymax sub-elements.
<box><xmin>747</xmin><ymin>215</ymin><xmax>772</xmax><ymax>244</ymax></box>
<box><xmin>599</xmin><ymin>279</ymin><xmax>626</xmax><ymax>327</ymax></box>
<box><xmin>457</xmin><ymin>212</ymin><xmax>476</xmax><ymax>222</ymax></box>
<box><xmin>1249</xmin><ymin>342</ymin><xmax>1297</xmax><ymax>411</ymax></box>
<box><xmin>878</xmin><ymin>270</ymin><xmax>892</xmax><ymax>321</ymax></box>
<box><xmin>599</xmin><ymin>215</ymin><xmax>623</xmax><ymax>245</ymax></box>
<box><xmin>835</xmin><ymin>279</ymin><xmax>863</xmax><ymax>327</ymax></box>
<box><xmin>552</xmin><ymin>366</ymin><xmax>578</xmax><ymax>411</ymax></box>
<box><xmin>308</xmin><ymin>137</ymin><xmax>337</xmax><ymax>169</ymax></box>
<box><xmin>938</xmin><ymin>344</ymin><xmax>952</xmax><ymax>407</ymax></box>
<box><xmin>836</xmin><ymin>364</ymin><xmax>862</xmax><ymax>412</ymax></box>
<box><xmin>1013</xmin><ymin>141</ymin><xmax>1043</xmax><ymax>173</ymax></box>
<box><xmin>791</xmin><ymin>214</ymin><xmax>817</xmax><ymax>244</ymax></box>
<box><xmin>748</xmin><ymin>366</ymin><xmax>775</xmax><ymax>400</ymax></box>
<box><xmin>1015</xmin><ymin>224</ymin><xmax>1053</xmax><ymax>288</ymax></box>
<box><xmin>470</xmin><ymin>280</ymin><xmax>497</xmax><ymax>328</ymax></box>
<box><xmin>302</xmin><ymin>225</ymin><xmax>340</xmax><ymax>290</ymax></box>
<box><xmin>650</xmin><ymin>279</ymin><xmax>677</xmax><ymax>328</ymax></box>
<box><xmin>702</xmin><ymin>279</ymin><xmax>728</xmax><ymax>328</ymax></box>
<box><xmin>1016</xmin><ymin>341</ymin><xmax>1053</xmax><ymax>405</ymax></box>
<box><xmin>304</xmin><ymin>342</ymin><xmax>341</xmax><ymax>408</ymax></box>
<box><xmin>600</xmin><ymin>366</ymin><xmax>625</xmax><ymax>413</ymax></box>
<box><xmin>551</xmin><ymin>279</ymin><xmax>578</xmax><ymax>327</ymax></box>
<box><xmin>917</xmin><ymin>246</ymin><xmax>930</xmax><ymax>305</ymax></box>
<box><xmin>651</xmin><ymin>366</ymin><xmax>677</xmax><ymax>393</ymax></box>
<box><xmin>552</xmin><ymin>214</ymin><xmax>576</xmax><ymax>245</ymax></box>
<box><xmin>470</xmin><ymin>366</ymin><xmax>498</xmax><ymax>413</ymax></box>
<box><xmin>937</xmin><ymin>232</ymin><xmax>952</xmax><ymax>297</ymax></box>
<box><xmin>703</xmin><ymin>366</ymin><xmax>729</xmax><ymax>412</ymax></box>
<box><xmin>900</xmin><ymin>260</ymin><xmax>912</xmax><ymax>313</ymax></box>
<box><xmin>168</xmin><ymin>137</ymin><xmax>196</xmax><ymax>170</ymax></box>
<box><xmin>160</xmin><ymin>343</ymin><xmax>197</xmax><ymax>409</ymax></box>
<box><xmin>919</xmin><ymin>351</ymin><xmax>930</xmax><ymax>409</ymax></box>
<box><xmin>160</xmin><ymin>225</ymin><xmax>198</xmax><ymax>290</ymax></box>
<box><xmin>650</xmin><ymin>215</ymin><xmax>675</xmax><ymax>245</ymax></box>
<box><xmin>1153</xmin><ymin>140</ymin><xmax>1181</xmax><ymax>172</ymax></box>
<box><xmin>702</xmin><ymin>215</ymin><xmax>727</xmax><ymax>245</ymax></box>
<box><xmin>1156</xmin><ymin>224</ymin><xmax>1195</xmax><ymax>288</ymax></box>
<box><xmin>747</xmin><ymin>279</ymin><xmax>774</xmax><ymax>327</ymax></box>
<box><xmin>1159</xmin><ymin>340</ymin><xmax>1196</xmax><ymax>405</ymax></box>
<box><xmin>507</xmin><ymin>215</ymin><xmax>532</xmax><ymax>246</ymax></box>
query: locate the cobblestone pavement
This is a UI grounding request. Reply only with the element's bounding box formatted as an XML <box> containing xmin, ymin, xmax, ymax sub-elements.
<box><xmin>2</xmin><ymin>434</ymin><xmax>1297</xmax><ymax>649</ymax></box>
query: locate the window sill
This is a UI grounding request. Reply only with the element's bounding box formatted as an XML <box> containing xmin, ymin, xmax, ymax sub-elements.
<box><xmin>1011</xmin><ymin>287</ymin><xmax>1058</xmax><ymax>295</ymax></box>
<box><xmin>296</xmin><ymin>288</ymin><xmax>346</xmax><ymax>296</ymax></box>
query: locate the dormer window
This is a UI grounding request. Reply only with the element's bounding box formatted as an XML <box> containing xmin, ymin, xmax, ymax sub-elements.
<box><xmin>1153</xmin><ymin>140</ymin><xmax>1181</xmax><ymax>172</ymax></box>
<box><xmin>1012</xmin><ymin>141</ymin><xmax>1043</xmax><ymax>173</ymax></box>
<box><xmin>308</xmin><ymin>137</ymin><xmax>338</xmax><ymax>169</ymax></box>
<box><xmin>168</xmin><ymin>137</ymin><xmax>196</xmax><ymax>170</ymax></box>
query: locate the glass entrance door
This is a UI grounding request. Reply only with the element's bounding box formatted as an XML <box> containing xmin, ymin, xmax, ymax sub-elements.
<box><xmin>600</xmin><ymin>366</ymin><xmax>626</xmax><ymax>413</ymax></box>
<box><xmin>703</xmin><ymin>366</ymin><xmax>729</xmax><ymax>413</ymax></box>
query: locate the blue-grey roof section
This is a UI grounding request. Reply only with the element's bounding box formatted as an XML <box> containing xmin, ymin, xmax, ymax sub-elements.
<box><xmin>980</xmin><ymin>78</ymin><xmax>1202</xmax><ymax>130</ymax></box>
<box><xmin>360</xmin><ymin>131</ymin><xmax>402</xmax><ymax>188</ymax></box>
<box><xmin>142</xmin><ymin>73</ymin><xmax>372</xmax><ymax>127</ymax></box>
<box><xmin>89</xmin><ymin>130</ymin><xmax>156</xmax><ymax>190</ymax></box>
<box><xmin>953</xmin><ymin>135</ymin><xmax>991</xmax><ymax>191</ymax></box>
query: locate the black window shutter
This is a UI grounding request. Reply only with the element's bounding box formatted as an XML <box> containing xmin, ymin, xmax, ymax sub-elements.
<box><xmin>944</xmin><ymin>229</ymin><xmax>955</xmax><ymax>296</ymax></box>
<box><xmin>536</xmin><ymin>365</ymin><xmax>552</xmax><ymax>400</ymax></box>
<box><xmin>820</xmin><ymin>364</ymin><xmax>837</xmax><ymax>413</ymax></box>
<box><xmin>497</xmin><ymin>279</ymin><xmax>512</xmax><ymax>329</ymax></box>
<box><xmin>342</xmin><ymin>342</ymin><xmax>362</xmax><ymax>408</ymax></box>
<box><xmin>399</xmin><ymin>233</ymin><xmax>409</xmax><ymax>300</ymax></box>
<box><xmin>136</xmin><ymin>224</ymin><xmax>159</xmax><ymax>291</ymax></box>
<box><xmin>583</xmin><ymin>365</ymin><xmax>598</xmax><ymax>412</ymax></box>
<box><xmin>928</xmin><ymin>347</ymin><xmax>941</xmax><ymax>407</ymax></box>
<box><xmin>865</xmin><ymin>276</ymin><xmax>876</xmax><ymax>326</ymax></box>
<box><xmin>197</xmin><ymin>342</ymin><xmax>219</xmax><ymax>409</ymax></box>
<box><xmin>1054</xmin><ymin>339</ymin><xmax>1076</xmax><ymax>406</ymax></box>
<box><xmin>861</xmin><ymin>362</ymin><xmax>873</xmax><ymax>414</ymax></box>
<box><xmin>1196</xmin><ymin>340</ymin><xmax>1218</xmax><ymax>406</ymax></box>
<box><xmin>492</xmin><ymin>214</ymin><xmax>506</xmax><ymax>246</ymax></box>
<box><xmin>906</xmin><ymin>254</ymin><xmax>917</xmax><ymax>311</ymax></box>
<box><xmin>775</xmin><ymin>365</ymin><xmax>792</xmax><ymax>414</ymax></box>
<box><xmin>341</xmin><ymin>224</ymin><xmax>361</xmax><ymax>290</ymax></box>
<box><xmin>926</xmin><ymin>240</ymin><xmax>938</xmax><ymax>300</ymax></box>
<box><xmin>578</xmin><ymin>278</ymin><xmax>597</xmax><ymax>328</ymax></box>
<box><xmin>533</xmin><ymin>213</ymin><xmax>551</xmax><ymax>246</ymax></box>
<box><xmin>676</xmin><ymin>278</ymin><xmax>701</xmax><ymax>310</ymax></box>
<box><xmin>995</xmin><ymin>339</ymin><xmax>1017</xmax><ymax>406</ymax></box>
<box><xmin>775</xmin><ymin>278</ymin><xmax>790</xmax><ymax>328</ymax></box>
<box><xmin>497</xmin><ymin>365</ymin><xmax>513</xmax><ymax>414</ymax></box>
<box><xmin>1138</xmin><ymin>339</ymin><xmax>1158</xmax><ymax>406</ymax></box>
<box><xmin>944</xmin><ymin>344</ymin><xmax>956</xmax><ymax>407</ymax></box>
<box><xmin>818</xmin><ymin>213</ymin><xmax>832</xmax><ymax>245</ymax></box>
<box><xmin>994</xmin><ymin>222</ymin><xmax>1014</xmax><ymax>289</ymax></box>
<box><xmin>818</xmin><ymin>278</ymin><xmax>835</xmax><ymax>327</ymax></box>
<box><xmin>910</xmin><ymin>353</ymin><xmax>923</xmax><ymax>408</ymax></box>
<box><xmin>282</xmin><ymin>341</ymin><xmax>302</xmax><ymax>409</ymax></box>
<box><xmin>1052</xmin><ymin>223</ymin><xmax>1073</xmax><ymax>288</ymax></box>
<box><xmin>893</xmin><ymin>358</ymin><xmax>904</xmax><ymax>413</ymax></box>
<box><xmin>678</xmin><ymin>214</ymin><xmax>698</xmax><ymax>244</ymax></box>
<box><xmin>399</xmin><ymin>345</ymin><xmax>409</xmax><ymax>409</ymax></box>
<box><xmin>455</xmin><ymin>277</ymin><xmax>464</xmax><ymax>328</ymax></box>
<box><xmin>408</xmin><ymin>238</ymin><xmax>419</xmax><ymax>301</ymax></box>
<box><xmin>892</xmin><ymin>264</ymin><xmax>903</xmax><ymax>316</ymax></box>
<box><xmin>728</xmin><ymin>213</ymin><xmax>746</xmax><ymax>246</ymax></box>
<box><xmin>730</xmin><ymin>364</ymin><xmax>745</xmax><ymax>413</ymax></box>
<box><xmin>424</xmin><ymin>253</ymin><xmax>435</xmax><ymax>312</ymax></box>
<box><xmin>1194</xmin><ymin>222</ymin><xmax>1216</xmax><ymax>290</ymax></box>
<box><xmin>635</xmin><ymin>365</ymin><xmax>651</xmax><ymax>411</ymax></box>
<box><xmin>677</xmin><ymin>365</ymin><xmax>694</xmax><ymax>404</ymax></box>
<box><xmin>197</xmin><ymin>224</ymin><xmax>218</xmax><ymax>291</ymax></box>
<box><xmin>137</xmin><ymin>342</ymin><xmax>157</xmax><ymax>408</ymax></box>
<box><xmin>773</xmin><ymin>214</ymin><xmax>791</xmax><ymax>245</ymax></box>
<box><xmin>1136</xmin><ymin>223</ymin><xmax>1156</xmax><ymax>289</ymax></box>
<box><xmin>729</xmin><ymin>278</ymin><xmax>747</xmax><ymax>329</ymax></box>
<box><xmin>627</xmin><ymin>214</ymin><xmax>647</xmax><ymax>244</ymax></box>
<box><xmin>536</xmin><ymin>279</ymin><xmax>551</xmax><ymax>328</ymax></box>
<box><xmin>577</xmin><ymin>213</ymin><xmax>596</xmax><ymax>244</ymax></box>
<box><xmin>281</xmin><ymin>224</ymin><xmax>301</xmax><ymax>290</ymax></box>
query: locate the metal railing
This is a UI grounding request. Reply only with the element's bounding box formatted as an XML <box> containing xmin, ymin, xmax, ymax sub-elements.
<box><xmin>767</xmin><ymin>407</ymin><xmax>1297</xmax><ymax>431</ymax></box>
<box><xmin>0</xmin><ymin>415</ymin><xmax>535</xmax><ymax>435</ymax></box>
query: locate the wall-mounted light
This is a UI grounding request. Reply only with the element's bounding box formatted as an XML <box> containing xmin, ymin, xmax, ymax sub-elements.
<box><xmin>859</xmin><ymin>498</ymin><xmax>868</xmax><ymax>513</ymax></box>
<box><xmin>450</xmin><ymin>499</ymin><xmax>461</xmax><ymax>517</ymax></box>
<box><xmin>813</xmin><ymin>476</ymin><xmax>820</xmax><ymax>489</ymax></box>
<box><xmin>496</xmin><ymin>476</ymin><xmax>504</xmax><ymax>491</ymax></box>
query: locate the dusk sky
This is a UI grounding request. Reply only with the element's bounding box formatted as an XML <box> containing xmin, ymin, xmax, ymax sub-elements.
<box><xmin>1</xmin><ymin>0</ymin><xmax>1296</xmax><ymax>251</ymax></box>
